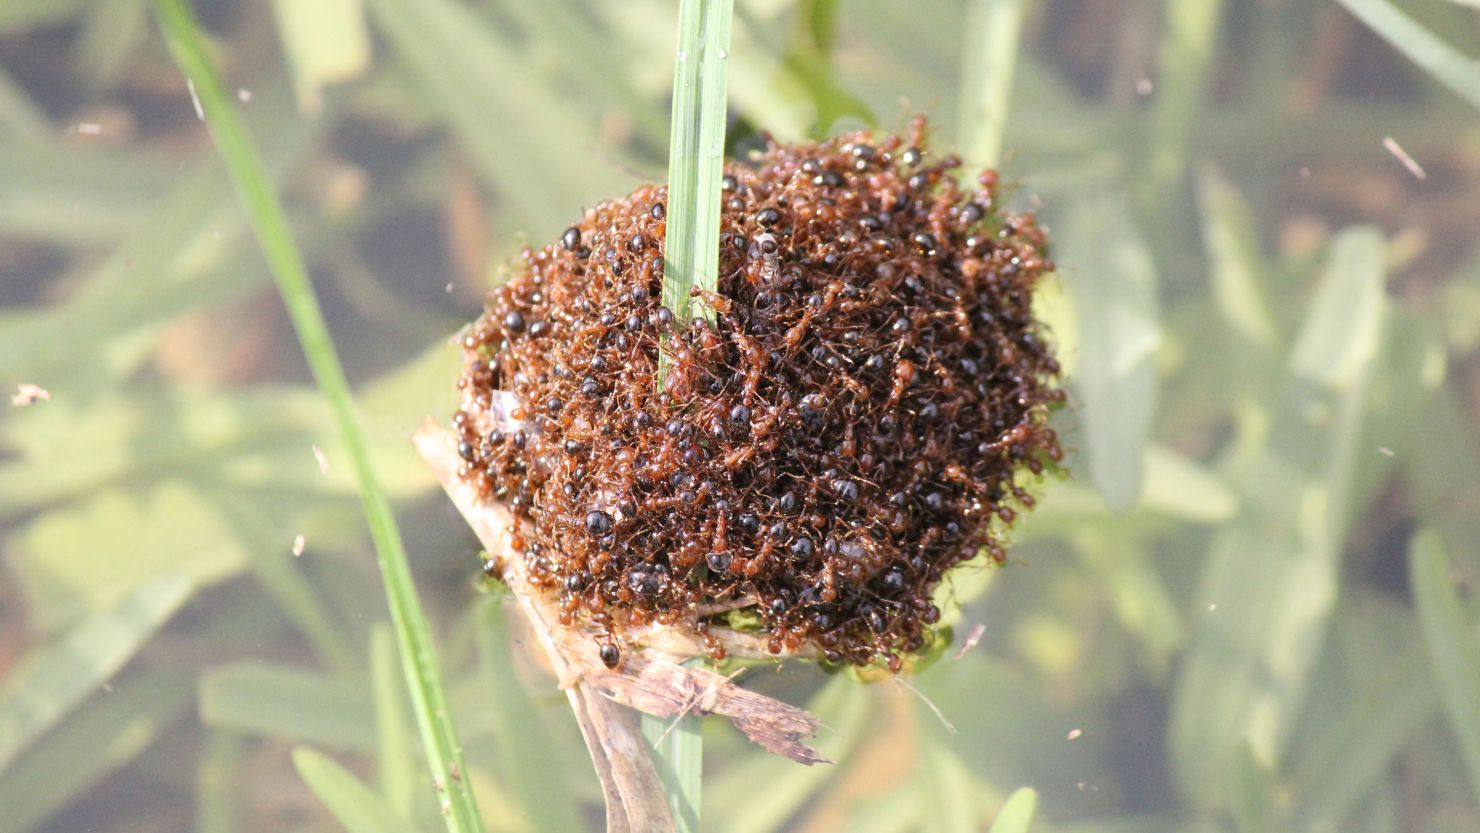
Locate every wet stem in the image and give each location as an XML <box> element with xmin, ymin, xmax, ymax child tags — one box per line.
<box><xmin>649</xmin><ymin>0</ymin><xmax>734</xmax><ymax>826</ymax></box>
<box><xmin>658</xmin><ymin>0</ymin><xmax>734</xmax><ymax>390</ymax></box>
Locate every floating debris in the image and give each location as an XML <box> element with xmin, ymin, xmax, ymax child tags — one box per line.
<box><xmin>1382</xmin><ymin>136</ymin><xmax>1427</xmax><ymax>180</ymax></box>
<box><xmin>11</xmin><ymin>384</ymin><xmax>51</xmax><ymax>407</ymax></box>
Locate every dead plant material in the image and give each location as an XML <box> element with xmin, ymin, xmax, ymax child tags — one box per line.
<box><xmin>415</xmin><ymin>422</ymin><xmax>827</xmax><ymax>769</ymax></box>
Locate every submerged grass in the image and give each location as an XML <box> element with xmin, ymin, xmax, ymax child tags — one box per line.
<box><xmin>151</xmin><ymin>2</ymin><xmax>484</xmax><ymax>831</ymax></box>
<box><xmin>1335</xmin><ymin>0</ymin><xmax>1480</xmax><ymax>111</ymax></box>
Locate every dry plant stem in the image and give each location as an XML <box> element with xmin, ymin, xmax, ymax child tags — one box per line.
<box><xmin>413</xmin><ymin>422</ymin><xmax>828</xmax><ymax>825</ymax></box>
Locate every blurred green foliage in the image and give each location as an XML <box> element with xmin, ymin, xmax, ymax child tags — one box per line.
<box><xmin>2</xmin><ymin>1</ymin><xmax>1480</xmax><ymax>832</ymax></box>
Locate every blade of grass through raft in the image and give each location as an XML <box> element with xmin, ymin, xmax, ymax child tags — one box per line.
<box><xmin>958</xmin><ymin>0</ymin><xmax>1027</xmax><ymax>169</ymax></box>
<box><xmin>650</xmin><ymin>2</ymin><xmax>733</xmax><ymax>825</ymax></box>
<box><xmin>660</xmin><ymin>0</ymin><xmax>734</xmax><ymax>335</ymax></box>
<box><xmin>151</xmin><ymin>3</ymin><xmax>484</xmax><ymax>832</ymax></box>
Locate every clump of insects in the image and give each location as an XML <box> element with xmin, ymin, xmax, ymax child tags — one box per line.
<box><xmin>455</xmin><ymin>119</ymin><xmax>1063</xmax><ymax>671</ymax></box>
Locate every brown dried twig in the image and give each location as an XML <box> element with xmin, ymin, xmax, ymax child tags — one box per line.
<box><xmin>413</xmin><ymin>421</ymin><xmax>828</xmax><ymax>830</ymax></box>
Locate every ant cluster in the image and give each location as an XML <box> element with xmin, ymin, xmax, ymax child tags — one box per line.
<box><xmin>455</xmin><ymin>119</ymin><xmax>1063</xmax><ymax>671</ymax></box>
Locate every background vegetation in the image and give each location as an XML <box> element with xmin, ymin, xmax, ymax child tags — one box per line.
<box><xmin>3</xmin><ymin>0</ymin><xmax>1480</xmax><ymax>831</ymax></box>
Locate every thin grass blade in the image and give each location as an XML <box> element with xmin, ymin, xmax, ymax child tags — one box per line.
<box><xmin>988</xmin><ymin>788</ymin><xmax>1040</xmax><ymax>833</ymax></box>
<box><xmin>266</xmin><ymin>0</ymin><xmax>370</xmax><ymax>112</ymax></box>
<box><xmin>919</xmin><ymin>742</ymin><xmax>976</xmax><ymax>833</ymax></box>
<box><xmin>1409</xmin><ymin>528</ymin><xmax>1480</xmax><ymax>804</ymax></box>
<box><xmin>1169</xmin><ymin>227</ymin><xmax>1387</xmax><ymax>810</ymax></box>
<box><xmin>0</xmin><ymin>669</ymin><xmax>193</xmax><ymax>833</ymax></box>
<box><xmin>1195</xmin><ymin>166</ymin><xmax>1278</xmax><ymax>350</ymax></box>
<box><xmin>662</xmin><ymin>0</ymin><xmax>735</xmax><ymax>329</ymax></box>
<box><xmin>1056</xmin><ymin>189</ymin><xmax>1163</xmax><ymax>510</ymax></box>
<box><xmin>708</xmin><ymin>677</ymin><xmax>871</xmax><ymax>833</ymax></box>
<box><xmin>0</xmin><ymin>573</ymin><xmax>192</xmax><ymax>775</ymax></box>
<box><xmin>1287</xmin><ymin>644</ymin><xmax>1436</xmax><ymax>832</ymax></box>
<box><xmin>0</xmin><ymin>67</ymin><xmax>49</xmax><ymax>140</ymax></box>
<box><xmin>957</xmin><ymin>0</ymin><xmax>1027</xmax><ymax>168</ymax></box>
<box><xmin>199</xmin><ymin>663</ymin><xmax>376</xmax><ymax>752</ymax></box>
<box><xmin>292</xmin><ymin>747</ymin><xmax>423</xmax><ymax>833</ymax></box>
<box><xmin>370</xmin><ymin>626</ymin><xmax>417</xmax><ymax>817</ymax></box>
<box><xmin>474</xmin><ymin>600</ymin><xmax>584</xmax><ymax>833</ymax></box>
<box><xmin>1334</xmin><ymin>0</ymin><xmax>1480</xmax><ymax>111</ymax></box>
<box><xmin>641</xmin><ymin>680</ymin><xmax>704</xmax><ymax>833</ymax></box>
<box><xmin>1145</xmin><ymin>0</ymin><xmax>1225</xmax><ymax>191</ymax></box>
<box><xmin>365</xmin><ymin>0</ymin><xmax>634</xmax><ymax>238</ymax></box>
<box><xmin>196</xmin><ymin>731</ymin><xmax>244</xmax><ymax>833</ymax></box>
<box><xmin>151</xmin><ymin>3</ymin><xmax>483</xmax><ymax>830</ymax></box>
<box><xmin>73</xmin><ymin>0</ymin><xmax>148</xmax><ymax>92</ymax></box>
<box><xmin>650</xmin><ymin>0</ymin><xmax>735</xmax><ymax>812</ymax></box>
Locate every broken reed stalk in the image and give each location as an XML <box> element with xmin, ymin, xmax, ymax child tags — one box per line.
<box><xmin>413</xmin><ymin>423</ymin><xmax>825</xmax><ymax>833</ymax></box>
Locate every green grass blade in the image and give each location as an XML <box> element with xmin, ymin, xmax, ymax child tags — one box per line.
<box><xmin>988</xmin><ymin>788</ymin><xmax>1040</xmax><ymax>833</ymax></box>
<box><xmin>640</xmin><ymin>685</ymin><xmax>704</xmax><ymax>833</ymax></box>
<box><xmin>212</xmin><ymin>493</ymin><xmax>357</xmax><ymax>673</ymax></box>
<box><xmin>7</xmin><ymin>480</ymin><xmax>242</xmax><ymax>634</ymax></box>
<box><xmin>196</xmin><ymin>731</ymin><xmax>244</xmax><ymax>833</ymax></box>
<box><xmin>1195</xmin><ymin>166</ymin><xmax>1278</xmax><ymax>350</ymax></box>
<box><xmin>1334</xmin><ymin>0</ymin><xmax>1480</xmax><ymax>111</ymax></box>
<box><xmin>1409</xmin><ymin>385</ymin><xmax>1480</xmax><ymax>573</ymax></box>
<box><xmin>1227</xmin><ymin>744</ymin><xmax>1277</xmax><ymax>833</ymax></box>
<box><xmin>779</xmin><ymin>0</ymin><xmax>875</xmax><ymax>135</ymax></box>
<box><xmin>293</xmin><ymin>747</ymin><xmax>423</xmax><ymax>833</ymax></box>
<box><xmin>0</xmin><ymin>0</ymin><xmax>87</xmax><ymax>33</ymax></box>
<box><xmin>151</xmin><ymin>3</ymin><xmax>484</xmax><ymax>831</ymax></box>
<box><xmin>662</xmin><ymin>0</ymin><xmax>735</xmax><ymax>329</ymax></box>
<box><xmin>919</xmin><ymin>742</ymin><xmax>976</xmax><ymax>833</ymax></box>
<box><xmin>958</xmin><ymin>0</ymin><xmax>1027</xmax><ymax>169</ymax></box>
<box><xmin>1145</xmin><ymin>0</ymin><xmax>1225</xmax><ymax>191</ymax></box>
<box><xmin>1289</xmin><ymin>228</ymin><xmax>1387</xmax><ymax>387</ymax></box>
<box><xmin>494</xmin><ymin>0</ymin><xmax>668</xmax><ymax>149</ymax></box>
<box><xmin>266</xmin><ymin>0</ymin><xmax>370</xmax><ymax>111</ymax></box>
<box><xmin>474</xmin><ymin>600</ymin><xmax>584</xmax><ymax>833</ymax></box>
<box><xmin>1056</xmin><ymin>189</ymin><xmax>1163</xmax><ymax>510</ymax></box>
<box><xmin>1288</xmin><ymin>644</ymin><xmax>1436</xmax><ymax>832</ymax></box>
<box><xmin>0</xmin><ymin>668</ymin><xmax>192</xmax><ymax>833</ymax></box>
<box><xmin>73</xmin><ymin>0</ymin><xmax>149</xmax><ymax>92</ymax></box>
<box><xmin>0</xmin><ymin>66</ymin><xmax>52</xmax><ymax>141</ymax></box>
<box><xmin>1409</xmin><ymin>528</ymin><xmax>1480</xmax><ymax>804</ymax></box>
<box><xmin>365</xmin><ymin>0</ymin><xmax>634</xmax><ymax>238</ymax></box>
<box><xmin>370</xmin><ymin>626</ymin><xmax>417</xmax><ymax>817</ymax></box>
<box><xmin>843</xmin><ymin>790</ymin><xmax>921</xmax><ymax>833</ymax></box>
<box><xmin>0</xmin><ymin>573</ymin><xmax>192</xmax><ymax>775</ymax></box>
<box><xmin>199</xmin><ymin>663</ymin><xmax>376</xmax><ymax>752</ymax></box>
<box><xmin>650</xmin><ymin>0</ymin><xmax>734</xmax><ymax>805</ymax></box>
<box><xmin>0</xmin><ymin>98</ymin><xmax>317</xmax><ymax>391</ymax></box>
<box><xmin>1169</xmin><ymin>227</ymin><xmax>1387</xmax><ymax>810</ymax></box>
<box><xmin>708</xmin><ymin>676</ymin><xmax>871</xmax><ymax>833</ymax></box>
